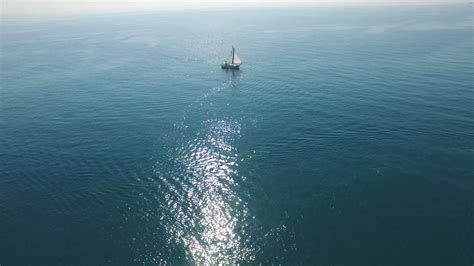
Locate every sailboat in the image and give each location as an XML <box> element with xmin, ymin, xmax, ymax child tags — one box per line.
<box><xmin>221</xmin><ymin>46</ymin><xmax>242</xmax><ymax>70</ymax></box>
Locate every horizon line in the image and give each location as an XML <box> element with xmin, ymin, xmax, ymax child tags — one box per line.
<box><xmin>2</xmin><ymin>1</ymin><xmax>470</xmax><ymax>19</ymax></box>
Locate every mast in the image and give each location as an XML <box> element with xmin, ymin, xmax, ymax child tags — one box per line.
<box><xmin>232</xmin><ymin>46</ymin><xmax>235</xmax><ymax>64</ymax></box>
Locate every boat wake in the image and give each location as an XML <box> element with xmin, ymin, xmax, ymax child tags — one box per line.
<box><xmin>133</xmin><ymin>78</ymin><xmax>256</xmax><ymax>264</ymax></box>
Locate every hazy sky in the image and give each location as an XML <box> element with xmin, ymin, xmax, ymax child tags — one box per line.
<box><xmin>2</xmin><ymin>0</ymin><xmax>465</xmax><ymax>17</ymax></box>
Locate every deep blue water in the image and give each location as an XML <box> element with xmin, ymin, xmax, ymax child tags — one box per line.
<box><xmin>1</xmin><ymin>4</ymin><xmax>473</xmax><ymax>265</ymax></box>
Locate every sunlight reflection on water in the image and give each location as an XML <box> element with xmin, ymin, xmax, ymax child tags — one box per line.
<box><xmin>158</xmin><ymin>119</ymin><xmax>254</xmax><ymax>264</ymax></box>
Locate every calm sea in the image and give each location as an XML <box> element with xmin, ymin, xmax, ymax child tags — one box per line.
<box><xmin>1</xmin><ymin>4</ymin><xmax>473</xmax><ymax>265</ymax></box>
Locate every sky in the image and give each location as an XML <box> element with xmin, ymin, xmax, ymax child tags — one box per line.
<box><xmin>2</xmin><ymin>0</ymin><xmax>466</xmax><ymax>17</ymax></box>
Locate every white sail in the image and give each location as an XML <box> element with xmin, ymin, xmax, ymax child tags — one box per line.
<box><xmin>222</xmin><ymin>47</ymin><xmax>242</xmax><ymax>69</ymax></box>
<box><xmin>232</xmin><ymin>52</ymin><xmax>242</xmax><ymax>65</ymax></box>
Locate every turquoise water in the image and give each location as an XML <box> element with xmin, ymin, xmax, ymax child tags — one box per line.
<box><xmin>1</xmin><ymin>4</ymin><xmax>473</xmax><ymax>265</ymax></box>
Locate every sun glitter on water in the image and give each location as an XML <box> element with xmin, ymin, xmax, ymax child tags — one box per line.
<box><xmin>158</xmin><ymin>119</ymin><xmax>254</xmax><ymax>264</ymax></box>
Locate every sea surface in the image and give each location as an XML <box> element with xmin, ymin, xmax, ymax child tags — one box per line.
<box><xmin>1</xmin><ymin>4</ymin><xmax>473</xmax><ymax>265</ymax></box>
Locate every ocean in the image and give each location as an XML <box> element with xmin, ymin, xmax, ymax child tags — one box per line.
<box><xmin>1</xmin><ymin>4</ymin><xmax>473</xmax><ymax>265</ymax></box>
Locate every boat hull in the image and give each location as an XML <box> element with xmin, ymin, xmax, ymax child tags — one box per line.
<box><xmin>221</xmin><ymin>63</ymin><xmax>240</xmax><ymax>70</ymax></box>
